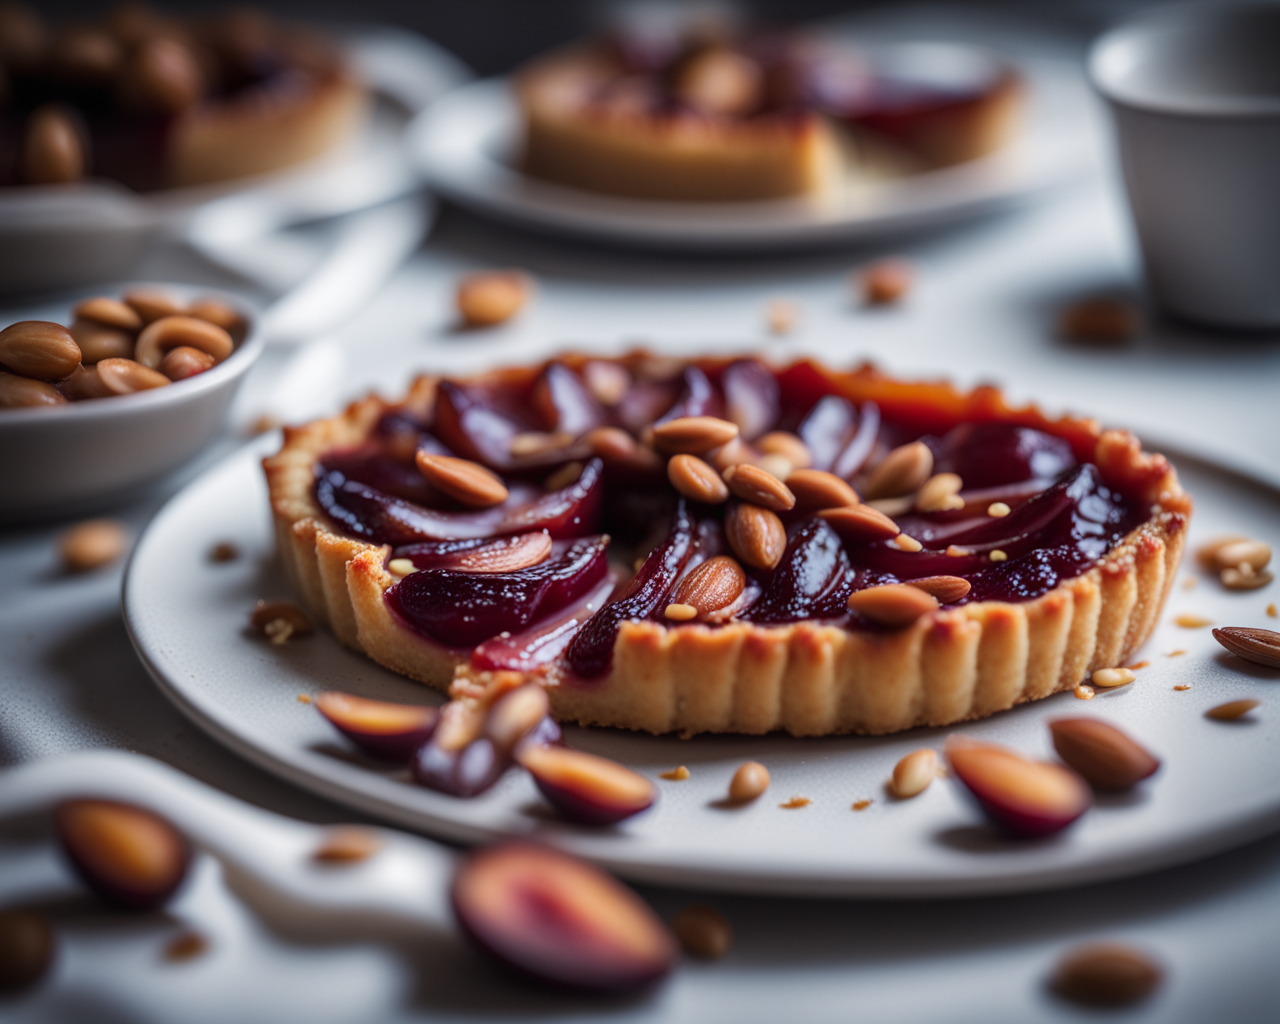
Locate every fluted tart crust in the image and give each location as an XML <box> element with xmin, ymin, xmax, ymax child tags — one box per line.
<box><xmin>264</xmin><ymin>353</ymin><xmax>1189</xmax><ymax>737</ymax></box>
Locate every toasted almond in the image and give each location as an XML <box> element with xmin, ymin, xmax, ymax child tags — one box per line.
<box><xmin>725</xmin><ymin>502</ymin><xmax>787</xmax><ymax>570</ymax></box>
<box><xmin>867</xmin><ymin>495</ymin><xmax>913</xmax><ymax>517</ymax></box>
<box><xmin>456</xmin><ymin>270</ymin><xmax>530</xmax><ymax>327</ymax></box>
<box><xmin>756</xmin><ymin>453</ymin><xmax>793</xmax><ymax>481</ymax></box>
<box><xmin>673</xmin><ymin>905</ymin><xmax>732</xmax><ymax>960</ymax></box>
<box><xmin>1213</xmin><ymin>539</ymin><xmax>1270</xmax><ymax>571</ymax></box>
<box><xmin>415</xmin><ymin>453</ymin><xmax>509</xmax><ymax>508</ymax></box>
<box><xmin>59</xmin><ymin>519</ymin><xmax>127</xmax><ymax>572</ymax></box>
<box><xmin>1212</xmin><ymin>626</ymin><xmax>1280</xmax><ymax>669</ymax></box>
<box><xmin>891</xmin><ymin>749</ymin><xmax>937</xmax><ymax>798</ymax></box>
<box><xmin>668</xmin><ymin>453</ymin><xmax>730</xmax><ymax>503</ymax></box>
<box><xmin>661</xmin><ymin>766</ymin><xmax>690</xmax><ymax>780</ymax></box>
<box><xmin>785</xmin><ymin>469</ymin><xmax>859</xmax><ymax>511</ymax></box>
<box><xmin>847</xmin><ymin>583</ymin><xmax>938</xmax><ymax>627</ymax></box>
<box><xmin>1048</xmin><ymin>719</ymin><xmax>1160</xmax><ymax>790</ymax></box>
<box><xmin>672</xmin><ymin>556</ymin><xmax>746</xmax><ymax>618</ymax></box>
<box><xmin>584</xmin><ymin>425</ymin><xmax>638</xmax><ymax>461</ymax></box>
<box><xmin>457</xmin><ymin>532</ymin><xmax>553</xmax><ymax>573</ymax></box>
<box><xmin>722</xmin><ymin>463</ymin><xmax>795</xmax><ymax>511</ymax></box>
<box><xmin>74</xmin><ymin>296</ymin><xmax>143</xmax><ymax>331</ymax></box>
<box><xmin>1195</xmin><ymin>535</ymin><xmax>1251</xmax><ymax>570</ymax></box>
<box><xmin>820</xmin><ymin>504</ymin><xmax>901</xmax><ymax>543</ymax></box>
<box><xmin>710</xmin><ymin>436</ymin><xmax>757</xmax><ymax>471</ymax></box>
<box><xmin>583</xmin><ymin>360</ymin><xmax>631</xmax><ymax>405</ymax></box>
<box><xmin>1206</xmin><ymin>698</ymin><xmax>1260</xmax><ymax>720</ymax></box>
<box><xmin>1221</xmin><ymin>565</ymin><xmax>1274</xmax><ymax>590</ymax></box>
<box><xmin>895</xmin><ymin>534</ymin><xmax>924</xmax><ymax>552</ymax></box>
<box><xmin>728</xmin><ymin>761</ymin><xmax>770</xmax><ymax>802</ymax></box>
<box><xmin>313</xmin><ymin>827</ymin><xmax>383</xmax><ymax>863</ymax></box>
<box><xmin>990</xmin><ymin>549</ymin><xmax>1008</xmax><ymax>562</ymax></box>
<box><xmin>862</xmin><ymin>441</ymin><xmax>933</xmax><ymax>500</ymax></box>
<box><xmin>916</xmin><ymin>472</ymin><xmax>965</xmax><ymax>512</ymax></box>
<box><xmin>757</xmin><ymin>431</ymin><xmax>812</xmax><ymax>469</ymax></box>
<box><xmin>1074</xmin><ymin>684</ymin><xmax>1096</xmax><ymax>700</ymax></box>
<box><xmin>509</xmin><ymin>431</ymin><xmax>573</xmax><ymax>458</ymax></box>
<box><xmin>124</xmin><ymin>288</ymin><xmax>183</xmax><ymax>324</ymax></box>
<box><xmin>904</xmin><ymin>575</ymin><xmax>971</xmax><ymax>603</ymax></box>
<box><xmin>387</xmin><ymin>558</ymin><xmax>415</xmax><ymax>576</ymax></box>
<box><xmin>250</xmin><ymin>601</ymin><xmax>313</xmax><ymax>644</ymax></box>
<box><xmin>861</xmin><ymin>259</ymin><xmax>913</xmax><ymax>305</ymax></box>
<box><xmin>543</xmin><ymin>461</ymin><xmax>584</xmax><ymax>491</ymax></box>
<box><xmin>664</xmin><ymin>603</ymin><xmax>698</xmax><ymax>621</ymax></box>
<box><xmin>652</xmin><ymin>415</ymin><xmax>739</xmax><ymax>455</ymax></box>
<box><xmin>1091</xmin><ymin>667</ymin><xmax>1136</xmax><ymax>688</ymax></box>
<box><xmin>1052</xmin><ymin>943</ymin><xmax>1162</xmax><ymax>1007</ymax></box>
<box><xmin>987</xmin><ymin>501</ymin><xmax>1011</xmax><ymax>518</ymax></box>
<box><xmin>1268</xmin><ymin>603</ymin><xmax>1277</xmax><ymax>618</ymax></box>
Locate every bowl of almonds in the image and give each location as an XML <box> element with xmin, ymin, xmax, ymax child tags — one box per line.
<box><xmin>0</xmin><ymin>283</ymin><xmax>261</xmax><ymax>521</ymax></box>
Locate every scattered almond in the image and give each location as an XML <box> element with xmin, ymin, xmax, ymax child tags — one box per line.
<box><xmin>672</xmin><ymin>905</ymin><xmax>732</xmax><ymax>960</ymax></box>
<box><xmin>1211</xmin><ymin>539</ymin><xmax>1271</xmax><ymax>572</ymax></box>
<box><xmin>848</xmin><ymin>584</ymin><xmax>939</xmax><ymax>627</ymax></box>
<box><xmin>946</xmin><ymin>545</ymin><xmax>970</xmax><ymax>558</ymax></box>
<box><xmin>987</xmin><ymin>501</ymin><xmax>1011</xmax><ymax>518</ymax></box>
<box><xmin>1221</xmin><ymin>565</ymin><xmax>1274</xmax><ymax>590</ymax></box>
<box><xmin>209</xmin><ymin>541</ymin><xmax>239</xmax><ymax>563</ymax></box>
<box><xmin>664</xmin><ymin>603</ymin><xmax>698</xmax><ymax>622</ymax></box>
<box><xmin>785</xmin><ymin>468</ymin><xmax>858</xmax><ymax>511</ymax></box>
<box><xmin>1060</xmin><ymin>299</ymin><xmax>1140</xmax><ymax>344</ymax></box>
<box><xmin>671</xmin><ymin>556</ymin><xmax>746</xmax><ymax>619</ymax></box>
<box><xmin>59</xmin><ymin>518</ymin><xmax>128</xmax><ymax>572</ymax></box>
<box><xmin>509</xmin><ymin>431</ymin><xmax>573</xmax><ymax>458</ymax></box>
<box><xmin>819</xmin><ymin>504</ymin><xmax>900</xmax><ymax>543</ymax></box>
<box><xmin>1091</xmin><ymin>667</ymin><xmax>1136</xmax><ymax>688</ymax></box>
<box><xmin>1074</xmin><ymin>684</ymin><xmax>1096</xmax><ymax>700</ymax></box>
<box><xmin>297</xmin><ymin>694</ymin><xmax>311</xmax><ymax>703</ymax></box>
<box><xmin>891</xmin><ymin>749</ymin><xmax>937</xmax><ymax>798</ymax></box>
<box><xmin>852</xmin><ymin>799</ymin><xmax>873</xmax><ymax>811</ymax></box>
<box><xmin>668</xmin><ymin>453</ymin><xmax>729</xmax><ymax>504</ymax></box>
<box><xmin>660</xmin><ymin>766</ymin><xmax>690</xmax><ymax>781</ymax></box>
<box><xmin>728</xmin><ymin>761</ymin><xmax>770</xmax><ymax>802</ymax></box>
<box><xmin>415</xmin><ymin>453</ymin><xmax>509</xmax><ymax>509</ymax></box>
<box><xmin>757</xmin><ymin>431</ymin><xmax>812</xmax><ymax>470</ymax></box>
<box><xmin>387</xmin><ymin>558</ymin><xmax>415</xmax><ymax>576</ymax></box>
<box><xmin>585</xmin><ymin>425</ymin><xmax>639</xmax><ymax>461</ymax></box>
<box><xmin>543</xmin><ymin>461</ymin><xmax>584</xmax><ymax>491</ymax></box>
<box><xmin>583</xmin><ymin>360</ymin><xmax>631</xmax><ymax>405</ymax></box>
<box><xmin>1051</xmin><ymin>943</ymin><xmax>1162</xmax><ymax>1007</ymax></box>
<box><xmin>756</xmin><ymin>453</ymin><xmax>793</xmax><ymax>481</ymax></box>
<box><xmin>250</xmin><ymin>601</ymin><xmax>313</xmax><ymax>644</ymax></box>
<box><xmin>990</xmin><ymin>549</ymin><xmax>1008</xmax><ymax>562</ymax></box>
<box><xmin>862</xmin><ymin>441</ymin><xmax>933</xmax><ymax>500</ymax></box>
<box><xmin>916</xmin><ymin>472</ymin><xmax>965</xmax><ymax>512</ymax></box>
<box><xmin>1174</xmin><ymin>614</ymin><xmax>1213</xmax><ymax>628</ymax></box>
<box><xmin>725</xmin><ymin>502</ymin><xmax>787</xmax><ymax>570</ymax></box>
<box><xmin>652</xmin><ymin>415</ymin><xmax>739</xmax><ymax>455</ymax></box>
<box><xmin>1049</xmin><ymin>719</ymin><xmax>1160</xmax><ymax>791</ymax></box>
<box><xmin>894</xmin><ymin>534</ymin><xmax>924</xmax><ymax>552</ymax></box>
<box><xmin>75</xmin><ymin>296</ymin><xmax>143</xmax><ymax>331</ymax></box>
<box><xmin>723</xmin><ymin>463</ymin><xmax>795</xmax><ymax>511</ymax></box>
<box><xmin>163</xmin><ymin>930</ymin><xmax>207</xmax><ymax>962</ymax></box>
<box><xmin>456</xmin><ymin>270</ymin><xmax>530</xmax><ymax>328</ymax></box>
<box><xmin>780</xmin><ymin>796</ymin><xmax>810</xmax><ymax>809</ymax></box>
<box><xmin>904</xmin><ymin>575</ymin><xmax>971</xmax><ymax>604</ymax></box>
<box><xmin>1126</xmin><ymin>661</ymin><xmax>1150</xmax><ymax>671</ymax></box>
<box><xmin>860</xmin><ymin>259</ymin><xmax>913</xmax><ymax>305</ymax></box>
<box><xmin>1205</xmin><ymin>699</ymin><xmax>1260</xmax><ymax>721</ymax></box>
<box><xmin>314</xmin><ymin>827</ymin><xmax>383</xmax><ymax>863</ymax></box>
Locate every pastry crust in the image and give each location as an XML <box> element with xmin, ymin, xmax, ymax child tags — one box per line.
<box><xmin>263</xmin><ymin>354</ymin><xmax>1190</xmax><ymax>737</ymax></box>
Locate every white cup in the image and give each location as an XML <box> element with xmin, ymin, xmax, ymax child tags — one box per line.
<box><xmin>1089</xmin><ymin>4</ymin><xmax>1280</xmax><ymax>330</ymax></box>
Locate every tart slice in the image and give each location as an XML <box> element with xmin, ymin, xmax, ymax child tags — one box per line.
<box><xmin>264</xmin><ymin>353</ymin><xmax>1189</xmax><ymax>738</ymax></box>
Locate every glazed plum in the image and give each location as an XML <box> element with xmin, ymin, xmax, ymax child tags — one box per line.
<box><xmin>654</xmin><ymin>366</ymin><xmax>723</xmax><ymax>423</ymax></box>
<box><xmin>392</xmin><ymin>532</ymin><xmax>552</xmax><ymax>574</ymax></box>
<box><xmin>721</xmin><ymin>359</ymin><xmax>779</xmax><ymax>441</ymax></box>
<box><xmin>531</xmin><ymin>362</ymin><xmax>605</xmax><ymax>436</ymax></box>
<box><xmin>314</xmin><ymin>691</ymin><xmax>438</xmax><ymax>761</ymax></box>
<box><xmin>471</xmin><ymin>576</ymin><xmax>616</xmax><ymax>673</ymax></box>
<box><xmin>519</xmin><ymin>745</ymin><xmax>657</xmax><ymax>825</ymax></box>
<box><xmin>946</xmin><ymin>740</ymin><xmax>1091</xmax><ymax>839</ymax></box>
<box><xmin>743</xmin><ymin>518</ymin><xmax>853</xmax><ymax>624</ymax></box>
<box><xmin>932</xmin><ymin>422</ymin><xmax>1076</xmax><ymax>490</ymax></box>
<box><xmin>451</xmin><ymin>842</ymin><xmax>676</xmax><ymax>991</ymax></box>
<box><xmin>55</xmin><ymin>799</ymin><xmax>190</xmax><ymax>910</ymax></box>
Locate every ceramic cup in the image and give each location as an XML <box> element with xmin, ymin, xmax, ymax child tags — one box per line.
<box><xmin>1089</xmin><ymin>4</ymin><xmax>1280</xmax><ymax>330</ymax></box>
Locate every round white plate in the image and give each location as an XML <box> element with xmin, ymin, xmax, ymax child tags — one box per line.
<box><xmin>124</xmin><ymin>435</ymin><xmax>1280</xmax><ymax>897</ymax></box>
<box><xmin>408</xmin><ymin>45</ymin><xmax>1098</xmax><ymax>250</ymax></box>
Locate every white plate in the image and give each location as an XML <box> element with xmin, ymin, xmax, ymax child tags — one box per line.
<box><xmin>123</xmin><ymin>435</ymin><xmax>1280</xmax><ymax>897</ymax></box>
<box><xmin>409</xmin><ymin>44</ymin><xmax>1098</xmax><ymax>250</ymax></box>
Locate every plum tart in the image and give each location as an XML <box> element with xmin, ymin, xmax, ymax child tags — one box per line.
<box><xmin>264</xmin><ymin>353</ymin><xmax>1189</xmax><ymax>738</ymax></box>
<box><xmin>517</xmin><ymin>26</ymin><xmax>1022</xmax><ymax>202</ymax></box>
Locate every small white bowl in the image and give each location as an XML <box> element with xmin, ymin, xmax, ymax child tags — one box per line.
<box><xmin>0</xmin><ymin>284</ymin><xmax>263</xmax><ymax>523</ymax></box>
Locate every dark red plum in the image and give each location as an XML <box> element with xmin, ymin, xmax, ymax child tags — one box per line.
<box><xmin>530</xmin><ymin>362</ymin><xmax>605</xmax><ymax>436</ymax></box>
<box><xmin>743</xmin><ymin>518</ymin><xmax>853</xmax><ymax>624</ymax></box>
<box><xmin>721</xmin><ymin>358</ymin><xmax>779</xmax><ymax>441</ymax></box>
<box><xmin>947</xmin><ymin>740</ymin><xmax>1091</xmax><ymax>839</ymax></box>
<box><xmin>519</xmin><ymin>745</ymin><xmax>657</xmax><ymax>826</ymax></box>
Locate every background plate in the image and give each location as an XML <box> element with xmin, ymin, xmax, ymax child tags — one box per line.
<box><xmin>124</xmin><ymin>435</ymin><xmax>1280</xmax><ymax>897</ymax></box>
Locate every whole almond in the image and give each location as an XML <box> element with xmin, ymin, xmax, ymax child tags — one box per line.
<box><xmin>1048</xmin><ymin>718</ymin><xmax>1160</xmax><ymax>791</ymax></box>
<box><xmin>1205</xmin><ymin>699</ymin><xmax>1259</xmax><ymax>721</ymax></box>
<box><xmin>1211</xmin><ymin>539</ymin><xmax>1271</xmax><ymax>572</ymax></box>
<box><xmin>585</xmin><ymin>425</ymin><xmax>640</xmax><ymax>461</ymax></box>
<box><xmin>916</xmin><ymin>472</ymin><xmax>965</xmax><ymax>512</ymax></box>
<box><xmin>456</xmin><ymin>270</ymin><xmax>531</xmax><ymax>327</ymax></box>
<box><xmin>847</xmin><ymin>584</ymin><xmax>938</xmax><ymax>627</ymax></box>
<box><xmin>1052</xmin><ymin>943</ymin><xmax>1162</xmax><ymax>1007</ymax></box>
<box><xmin>583</xmin><ymin>360</ymin><xmax>631</xmax><ymax>405</ymax></box>
<box><xmin>22</xmin><ymin>105</ymin><xmax>84</xmax><ymax>184</ymax></box>
<box><xmin>58</xmin><ymin>364</ymin><xmax>114</xmax><ymax>401</ymax></box>
<box><xmin>723</xmin><ymin>463</ymin><xmax>795</xmax><ymax>511</ymax></box>
<box><xmin>55</xmin><ymin>799</ymin><xmax>190</xmax><ymax>910</ymax></box>
<box><xmin>891</xmin><ymin>748</ymin><xmax>938</xmax><ymax>798</ymax></box>
<box><xmin>710</xmin><ymin>436</ymin><xmax>756</xmax><ymax>471</ymax></box>
<box><xmin>672</xmin><ymin>905</ymin><xmax>733</xmax><ymax>960</ymax></box>
<box><xmin>0</xmin><ymin>909</ymin><xmax>55</xmax><ymax>991</ymax></box>
<box><xmin>134</xmin><ymin>316</ymin><xmax>233</xmax><ymax>368</ymax></box>
<box><xmin>509</xmin><ymin>431</ymin><xmax>573</xmax><ymax>458</ymax></box>
<box><xmin>757</xmin><ymin>431</ymin><xmax>812</xmax><ymax>469</ymax></box>
<box><xmin>820</xmin><ymin>504</ymin><xmax>901</xmax><ymax>543</ymax></box>
<box><xmin>726</xmin><ymin>502</ymin><xmax>787</xmax><ymax>570</ymax></box>
<box><xmin>74</xmin><ymin>296</ymin><xmax>142</xmax><ymax>331</ymax></box>
<box><xmin>728</xmin><ymin>761</ymin><xmax>770</xmax><ymax>802</ymax></box>
<box><xmin>186</xmin><ymin>299</ymin><xmax>247</xmax><ymax>341</ymax></box>
<box><xmin>158</xmin><ymin>345</ymin><xmax>215</xmax><ymax>381</ymax></box>
<box><xmin>59</xmin><ymin>519</ymin><xmax>127</xmax><ymax>571</ymax></box>
<box><xmin>668</xmin><ymin>454</ymin><xmax>729</xmax><ymax>504</ymax></box>
<box><xmin>96</xmin><ymin>358</ymin><xmax>171</xmax><ymax>394</ymax></box>
<box><xmin>1195</xmin><ymin>535</ymin><xmax>1249</xmax><ymax>569</ymax></box>
<box><xmin>672</xmin><ymin>556</ymin><xmax>746</xmax><ymax>617</ymax></box>
<box><xmin>861</xmin><ymin>259</ymin><xmax>913</xmax><ymax>305</ymax></box>
<box><xmin>0</xmin><ymin>320</ymin><xmax>82</xmax><ymax>380</ymax></box>
<box><xmin>785</xmin><ymin>469</ymin><xmax>859</xmax><ymax>512</ymax></box>
<box><xmin>0</xmin><ymin>371</ymin><xmax>67</xmax><ymax>408</ymax></box>
<box><xmin>862</xmin><ymin>441</ymin><xmax>933</xmax><ymax>500</ymax></box>
<box><xmin>652</xmin><ymin>415</ymin><xmax>739</xmax><ymax>455</ymax></box>
<box><xmin>69</xmin><ymin>318</ymin><xmax>134</xmax><ymax>363</ymax></box>
<box><xmin>904</xmin><ymin>575</ymin><xmax>971</xmax><ymax>603</ymax></box>
<box><xmin>456</xmin><ymin>532</ymin><xmax>552</xmax><ymax>573</ymax></box>
<box><xmin>313</xmin><ymin>827</ymin><xmax>383</xmax><ymax>864</ymax></box>
<box><xmin>1211</xmin><ymin>626</ymin><xmax>1280</xmax><ymax>669</ymax></box>
<box><xmin>1220</xmin><ymin>566</ymin><xmax>1273</xmax><ymax>590</ymax></box>
<box><xmin>415</xmin><ymin>453</ymin><xmax>509</xmax><ymax>508</ymax></box>
<box><xmin>124</xmin><ymin>288</ymin><xmax>183</xmax><ymax>324</ymax></box>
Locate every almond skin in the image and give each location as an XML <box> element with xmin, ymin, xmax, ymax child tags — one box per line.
<box><xmin>1048</xmin><ymin>718</ymin><xmax>1160</xmax><ymax>791</ymax></box>
<box><xmin>862</xmin><ymin>441</ymin><xmax>932</xmax><ymax>500</ymax></box>
<box><xmin>455</xmin><ymin>532</ymin><xmax>552</xmax><ymax>573</ymax></box>
<box><xmin>652</xmin><ymin>416</ymin><xmax>739</xmax><ymax>455</ymax></box>
<box><xmin>415</xmin><ymin>453</ymin><xmax>509</xmax><ymax>508</ymax></box>
<box><xmin>722</xmin><ymin>463</ymin><xmax>795</xmax><ymax>511</ymax></box>
<box><xmin>1212</xmin><ymin>626</ymin><xmax>1280</xmax><ymax>669</ymax></box>
<box><xmin>671</xmin><ymin>556</ymin><xmax>746</xmax><ymax>617</ymax></box>
<box><xmin>668</xmin><ymin>454</ymin><xmax>729</xmax><ymax>504</ymax></box>
<box><xmin>847</xmin><ymin>583</ymin><xmax>938</xmax><ymax>627</ymax></box>
<box><xmin>756</xmin><ymin>431</ymin><xmax>812</xmax><ymax>469</ymax></box>
<box><xmin>1052</xmin><ymin>943</ymin><xmax>1162</xmax><ymax>1007</ymax></box>
<box><xmin>820</xmin><ymin>504</ymin><xmax>901</xmax><ymax>543</ymax></box>
<box><xmin>725</xmin><ymin>502</ymin><xmax>787</xmax><ymax>570</ymax></box>
<box><xmin>904</xmin><ymin>575</ymin><xmax>971</xmax><ymax>604</ymax></box>
<box><xmin>785</xmin><ymin>469</ymin><xmax>859</xmax><ymax>512</ymax></box>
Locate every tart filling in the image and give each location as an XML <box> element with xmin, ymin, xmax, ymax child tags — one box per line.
<box><xmin>264</xmin><ymin>354</ymin><xmax>1189</xmax><ymax>737</ymax></box>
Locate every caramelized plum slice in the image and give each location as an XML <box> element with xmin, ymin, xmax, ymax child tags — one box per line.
<box><xmin>413</xmin><ymin>702</ymin><xmax>506</xmax><ymax>797</ymax></box>
<box><xmin>721</xmin><ymin>359</ymin><xmax>779</xmax><ymax>441</ymax></box>
<box><xmin>451</xmin><ymin>842</ymin><xmax>676</xmax><ymax>992</ymax></box>
<box><xmin>831</xmin><ymin>400</ymin><xmax>880</xmax><ymax>479</ymax></box>
<box><xmin>314</xmin><ymin>691</ymin><xmax>438</xmax><ymax>761</ymax></box>
<box><xmin>933</xmin><ymin>422</ymin><xmax>1076</xmax><ymax>489</ymax></box>
<box><xmin>389</xmin><ymin>535</ymin><xmax>609</xmax><ymax>647</ymax></box>
<box><xmin>796</xmin><ymin>396</ymin><xmax>857</xmax><ymax>472</ymax></box>
<box><xmin>530</xmin><ymin>362</ymin><xmax>605</xmax><ymax>436</ymax></box>
<box><xmin>947</xmin><ymin>740</ymin><xmax>1091</xmax><ymax>838</ymax></box>
<box><xmin>654</xmin><ymin>366</ymin><xmax>723</xmax><ymax>424</ymax></box>
<box><xmin>743</xmin><ymin>518</ymin><xmax>853</xmax><ymax>624</ymax></box>
<box><xmin>392</xmin><ymin>532</ymin><xmax>552</xmax><ymax>574</ymax></box>
<box><xmin>472</xmin><ymin>576</ymin><xmax>616</xmax><ymax>672</ymax></box>
<box><xmin>316</xmin><ymin>458</ymin><xmax>604</xmax><ymax>545</ymax></box>
<box><xmin>321</xmin><ymin>448</ymin><xmax>443</xmax><ymax>507</ymax></box>
<box><xmin>432</xmin><ymin>380</ymin><xmax>528</xmax><ymax>468</ymax></box>
<box><xmin>56</xmin><ymin>800</ymin><xmax>190</xmax><ymax>911</ymax></box>
<box><xmin>565</xmin><ymin>502</ymin><xmax>698</xmax><ymax>678</ymax></box>
<box><xmin>519</xmin><ymin>745</ymin><xmax>657</xmax><ymax>825</ymax></box>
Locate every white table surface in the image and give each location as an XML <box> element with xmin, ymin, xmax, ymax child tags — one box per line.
<box><xmin>3</xmin><ymin>11</ymin><xmax>1280</xmax><ymax>1023</ymax></box>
